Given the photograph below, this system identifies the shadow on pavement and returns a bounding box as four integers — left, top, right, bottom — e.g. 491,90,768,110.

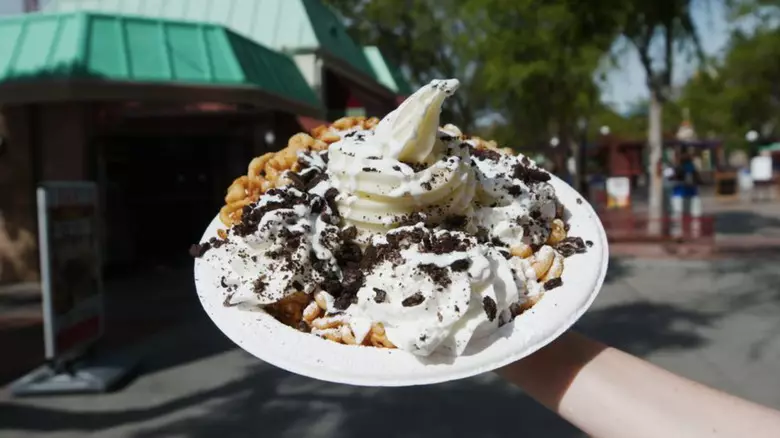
715,211,780,236
0,367,581,437
0,287,722,437
576,302,712,357
603,256,633,284
2,255,779,437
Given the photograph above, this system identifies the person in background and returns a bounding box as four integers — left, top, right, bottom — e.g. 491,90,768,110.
670,152,702,238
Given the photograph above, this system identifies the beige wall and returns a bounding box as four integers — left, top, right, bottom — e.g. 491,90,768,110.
0,103,91,285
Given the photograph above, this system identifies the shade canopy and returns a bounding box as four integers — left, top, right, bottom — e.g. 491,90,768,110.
0,11,323,117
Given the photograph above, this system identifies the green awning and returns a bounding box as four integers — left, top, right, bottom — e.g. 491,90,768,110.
0,11,322,116
363,46,413,96
46,0,393,98
758,143,780,154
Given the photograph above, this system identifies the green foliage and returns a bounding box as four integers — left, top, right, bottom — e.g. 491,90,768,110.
617,0,706,100
324,0,482,130
324,0,773,160
325,0,621,148
672,21,780,150
457,0,619,147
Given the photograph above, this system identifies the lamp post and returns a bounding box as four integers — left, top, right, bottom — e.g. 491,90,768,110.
576,117,589,196
746,130,760,159
549,136,562,179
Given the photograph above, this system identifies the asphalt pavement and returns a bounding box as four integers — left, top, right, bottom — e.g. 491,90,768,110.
1,255,779,438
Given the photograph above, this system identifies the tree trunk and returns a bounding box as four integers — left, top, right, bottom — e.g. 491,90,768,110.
647,90,664,235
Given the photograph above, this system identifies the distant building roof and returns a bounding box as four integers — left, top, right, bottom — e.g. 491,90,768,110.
46,0,388,93
363,46,412,96
0,11,322,115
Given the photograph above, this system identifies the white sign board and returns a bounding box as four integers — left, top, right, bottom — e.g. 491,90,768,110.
750,156,773,182
606,177,631,209
37,181,103,360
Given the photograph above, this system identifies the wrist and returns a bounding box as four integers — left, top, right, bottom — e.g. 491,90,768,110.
498,332,606,409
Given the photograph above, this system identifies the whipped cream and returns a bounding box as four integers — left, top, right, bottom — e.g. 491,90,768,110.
343,225,523,356
199,79,576,357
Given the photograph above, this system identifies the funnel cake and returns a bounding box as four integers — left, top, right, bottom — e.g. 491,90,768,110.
192,79,590,357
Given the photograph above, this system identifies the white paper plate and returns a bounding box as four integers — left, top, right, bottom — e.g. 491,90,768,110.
194,175,608,386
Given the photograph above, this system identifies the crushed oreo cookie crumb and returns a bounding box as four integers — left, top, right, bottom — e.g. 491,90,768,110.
285,171,305,190
482,296,497,321
401,161,427,172
252,277,266,295
509,302,524,318
397,212,427,227
513,162,551,184
442,215,467,230
450,259,471,272
544,277,563,290
305,171,328,192
339,226,358,241
373,288,387,303
555,236,587,257
472,147,501,162
190,236,226,258
507,185,522,196
419,263,452,287
402,292,425,307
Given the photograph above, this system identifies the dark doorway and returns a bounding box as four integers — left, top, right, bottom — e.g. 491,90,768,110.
101,135,241,271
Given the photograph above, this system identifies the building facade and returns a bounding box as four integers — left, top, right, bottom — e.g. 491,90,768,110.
0,2,411,285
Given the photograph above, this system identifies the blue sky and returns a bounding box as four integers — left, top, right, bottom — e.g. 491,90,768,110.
600,1,733,113
0,0,24,15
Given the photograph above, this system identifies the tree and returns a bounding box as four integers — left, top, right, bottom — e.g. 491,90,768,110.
327,0,623,191
615,0,707,231
720,27,780,139
324,0,487,132
673,18,780,152
457,0,624,189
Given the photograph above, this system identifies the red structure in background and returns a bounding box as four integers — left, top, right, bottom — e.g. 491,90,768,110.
586,134,722,245
588,134,725,183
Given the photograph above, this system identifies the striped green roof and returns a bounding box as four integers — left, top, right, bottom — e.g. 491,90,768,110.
47,0,380,84
0,11,321,111
363,46,413,95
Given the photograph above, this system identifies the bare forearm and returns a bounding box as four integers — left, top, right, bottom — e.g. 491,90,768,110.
500,332,780,438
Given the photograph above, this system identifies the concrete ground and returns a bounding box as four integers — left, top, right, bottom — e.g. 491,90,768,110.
1,254,779,438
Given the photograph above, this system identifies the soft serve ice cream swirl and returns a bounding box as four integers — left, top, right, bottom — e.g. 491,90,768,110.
327,80,476,230
200,79,570,357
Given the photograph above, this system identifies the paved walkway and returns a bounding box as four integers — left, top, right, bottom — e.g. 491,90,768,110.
605,194,780,259
1,255,779,438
